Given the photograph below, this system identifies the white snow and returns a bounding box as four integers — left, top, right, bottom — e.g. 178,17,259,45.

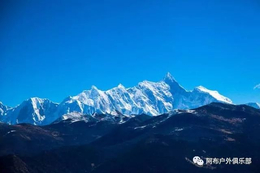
0,73,234,125
195,86,232,104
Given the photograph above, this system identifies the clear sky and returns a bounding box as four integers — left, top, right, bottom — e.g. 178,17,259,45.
1,0,260,107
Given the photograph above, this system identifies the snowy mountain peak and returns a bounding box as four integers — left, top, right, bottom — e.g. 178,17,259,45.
91,85,98,90
163,73,186,94
194,86,232,104
195,86,211,92
0,102,10,117
1,97,58,125
117,83,125,89
0,74,234,125
27,97,44,104
26,97,57,105
89,85,103,96
164,72,176,82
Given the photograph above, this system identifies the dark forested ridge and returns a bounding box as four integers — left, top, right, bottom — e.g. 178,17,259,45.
1,103,260,173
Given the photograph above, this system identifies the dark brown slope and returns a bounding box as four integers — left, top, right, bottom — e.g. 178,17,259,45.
0,103,260,173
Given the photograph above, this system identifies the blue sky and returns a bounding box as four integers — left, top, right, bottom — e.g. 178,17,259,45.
1,0,260,107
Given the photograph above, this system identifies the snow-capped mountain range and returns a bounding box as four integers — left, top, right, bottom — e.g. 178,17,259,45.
0,72,251,126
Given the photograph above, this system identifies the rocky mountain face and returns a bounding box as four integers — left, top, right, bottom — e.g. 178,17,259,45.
0,73,232,125
0,103,259,173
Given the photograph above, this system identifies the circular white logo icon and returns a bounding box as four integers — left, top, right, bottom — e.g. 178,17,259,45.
193,156,204,166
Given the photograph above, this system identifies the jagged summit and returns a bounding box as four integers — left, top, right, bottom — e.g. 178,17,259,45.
163,73,187,94
0,98,58,125
54,74,233,123
23,97,58,105
163,72,176,82
163,72,180,85
91,85,99,90
117,83,125,88
0,73,233,125
26,97,46,104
